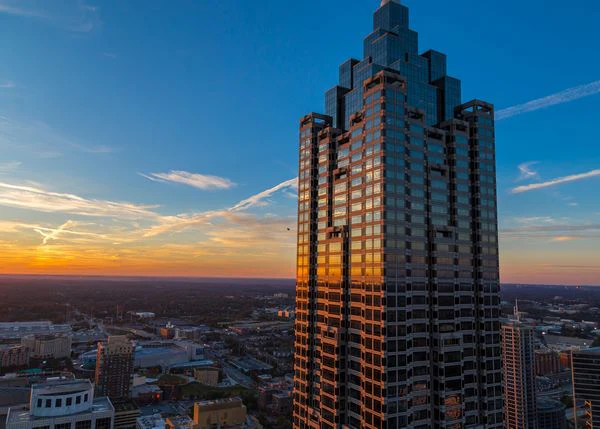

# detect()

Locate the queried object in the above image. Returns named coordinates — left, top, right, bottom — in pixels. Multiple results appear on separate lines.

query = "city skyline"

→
left=0, top=0, right=599, bottom=285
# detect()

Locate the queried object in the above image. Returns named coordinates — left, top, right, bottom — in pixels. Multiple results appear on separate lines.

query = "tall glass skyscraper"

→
left=293, top=1, right=502, bottom=428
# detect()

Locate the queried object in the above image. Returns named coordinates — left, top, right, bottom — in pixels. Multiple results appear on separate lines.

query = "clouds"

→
left=501, top=221, right=600, bottom=243
left=0, top=115, right=114, bottom=156
left=0, top=181, right=159, bottom=219
left=0, top=81, right=16, bottom=89
left=511, top=169, right=600, bottom=194
left=0, top=161, right=21, bottom=174
left=143, top=177, right=298, bottom=237
left=140, top=170, right=235, bottom=191
left=0, top=0, right=101, bottom=33
left=229, top=177, right=298, bottom=212
left=517, top=162, right=539, bottom=181
left=0, top=176, right=298, bottom=276
left=496, top=79, right=600, bottom=121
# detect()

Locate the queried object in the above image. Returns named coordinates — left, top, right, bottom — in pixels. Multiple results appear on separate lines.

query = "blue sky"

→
left=0, top=0, right=599, bottom=284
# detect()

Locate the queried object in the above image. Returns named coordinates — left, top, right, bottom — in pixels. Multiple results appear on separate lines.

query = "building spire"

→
left=380, top=0, right=400, bottom=6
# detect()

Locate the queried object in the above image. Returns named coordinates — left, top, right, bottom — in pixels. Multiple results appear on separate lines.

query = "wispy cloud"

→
left=32, top=220, right=113, bottom=245
left=0, top=182, right=159, bottom=219
left=0, top=2, right=46, bottom=18
left=103, top=52, right=117, bottom=59
left=0, top=0, right=101, bottom=33
left=143, top=177, right=298, bottom=237
left=0, top=161, right=21, bottom=174
left=517, top=161, right=540, bottom=181
left=511, top=169, right=600, bottom=193
left=551, top=236, right=579, bottom=242
left=0, top=81, right=16, bottom=89
left=140, top=170, right=235, bottom=191
left=496, top=79, right=600, bottom=120
left=230, top=177, right=298, bottom=212
left=501, top=223, right=600, bottom=242
left=0, top=115, right=115, bottom=156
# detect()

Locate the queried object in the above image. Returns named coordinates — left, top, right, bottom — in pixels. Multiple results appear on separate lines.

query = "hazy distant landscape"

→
left=1, top=275, right=598, bottom=325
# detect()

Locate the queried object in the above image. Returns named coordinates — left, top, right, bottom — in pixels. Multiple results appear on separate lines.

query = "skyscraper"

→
left=293, top=1, right=502, bottom=428
left=501, top=320, right=537, bottom=429
left=571, top=347, right=600, bottom=429
left=95, top=335, right=135, bottom=402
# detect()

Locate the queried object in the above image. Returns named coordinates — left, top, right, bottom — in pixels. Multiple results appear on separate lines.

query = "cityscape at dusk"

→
left=1, top=2, right=600, bottom=429
left=0, top=0, right=598, bottom=284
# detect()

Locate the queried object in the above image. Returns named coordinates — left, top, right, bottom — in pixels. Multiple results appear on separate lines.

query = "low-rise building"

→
left=22, top=334, right=72, bottom=360
left=131, top=384, right=162, bottom=404
left=136, top=414, right=165, bottom=429
left=0, top=322, right=71, bottom=342
left=113, top=401, right=140, bottom=429
left=5, top=379, right=114, bottom=429
left=0, top=345, right=30, bottom=370
left=165, top=416, right=192, bottom=429
left=193, top=397, right=247, bottom=429
left=193, top=367, right=219, bottom=387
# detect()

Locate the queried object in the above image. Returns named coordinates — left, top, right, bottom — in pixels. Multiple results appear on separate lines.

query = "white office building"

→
left=5, top=380, right=114, bottom=429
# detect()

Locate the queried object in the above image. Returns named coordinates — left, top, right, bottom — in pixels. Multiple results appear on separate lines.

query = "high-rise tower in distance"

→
left=293, top=1, right=502, bottom=428
left=95, top=335, right=135, bottom=402
left=501, top=315, right=537, bottom=429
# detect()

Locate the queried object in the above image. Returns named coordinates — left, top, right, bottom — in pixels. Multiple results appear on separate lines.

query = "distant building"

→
left=133, top=312, right=155, bottom=319
left=193, top=367, right=219, bottom=387
left=0, top=344, right=30, bottom=370
left=536, top=399, right=566, bottom=429
left=22, top=334, right=72, bottom=360
left=193, top=397, right=247, bottom=429
left=271, top=392, right=291, bottom=415
left=571, top=347, right=600, bottom=428
left=113, top=401, right=140, bottom=429
left=131, top=384, right=162, bottom=404
left=535, top=349, right=561, bottom=376
left=95, top=336, right=135, bottom=401
left=164, top=416, right=192, bottom=429
left=84, top=340, right=205, bottom=370
left=0, top=322, right=71, bottom=342
left=5, top=379, right=114, bottom=429
left=136, top=414, right=165, bottom=429
left=159, top=323, right=176, bottom=339
left=174, top=327, right=208, bottom=342
left=559, top=351, right=572, bottom=370
left=502, top=320, right=537, bottom=429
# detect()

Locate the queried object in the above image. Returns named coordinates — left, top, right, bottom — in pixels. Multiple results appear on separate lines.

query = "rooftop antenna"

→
left=514, top=299, right=520, bottom=321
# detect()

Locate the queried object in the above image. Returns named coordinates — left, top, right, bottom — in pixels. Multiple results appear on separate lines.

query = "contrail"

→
left=496, top=79, right=600, bottom=120
left=511, top=169, right=600, bottom=194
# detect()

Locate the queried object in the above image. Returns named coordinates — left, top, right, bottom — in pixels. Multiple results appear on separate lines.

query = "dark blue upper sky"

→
left=0, top=0, right=598, bottom=283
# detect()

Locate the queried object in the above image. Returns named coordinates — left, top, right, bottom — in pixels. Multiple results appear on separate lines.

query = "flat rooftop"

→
left=6, top=397, right=113, bottom=425
left=32, top=380, right=91, bottom=396
left=577, top=346, right=600, bottom=353
left=195, top=397, right=243, bottom=412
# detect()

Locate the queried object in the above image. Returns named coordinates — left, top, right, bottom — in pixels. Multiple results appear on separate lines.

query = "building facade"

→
left=0, top=344, right=30, bottom=370
left=501, top=321, right=537, bottom=429
left=534, top=349, right=561, bottom=376
left=95, top=336, right=135, bottom=402
left=5, top=380, right=114, bottom=429
left=571, top=347, right=600, bottom=429
left=292, top=1, right=502, bottom=428
left=192, top=398, right=247, bottom=429
left=536, top=399, right=566, bottom=429
left=22, top=334, right=72, bottom=360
